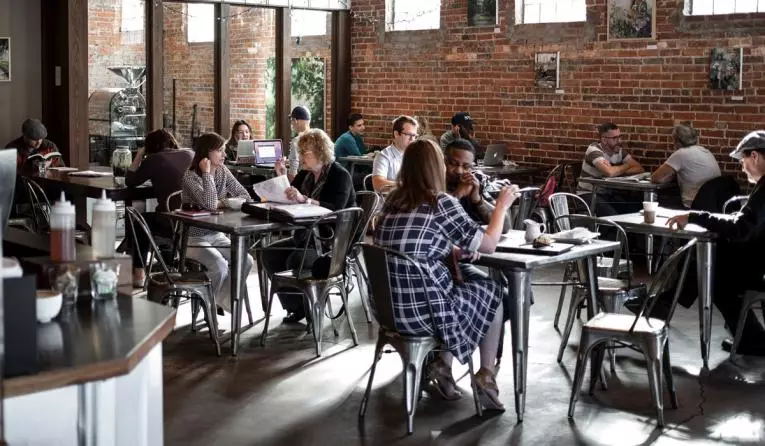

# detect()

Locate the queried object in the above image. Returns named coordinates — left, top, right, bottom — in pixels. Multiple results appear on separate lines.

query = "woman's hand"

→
left=131, top=147, right=145, bottom=169
left=666, top=214, right=690, bottom=230
left=199, top=158, right=212, bottom=174
left=495, top=185, right=520, bottom=210
left=285, top=186, right=307, bottom=203
left=275, top=157, right=287, bottom=177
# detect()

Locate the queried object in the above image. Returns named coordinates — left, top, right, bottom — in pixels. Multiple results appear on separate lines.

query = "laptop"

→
left=235, top=140, right=256, bottom=164
left=482, top=144, right=508, bottom=167
left=253, top=139, right=283, bottom=167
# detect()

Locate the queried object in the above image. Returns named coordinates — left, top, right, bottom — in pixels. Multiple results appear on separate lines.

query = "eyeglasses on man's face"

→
left=397, top=131, right=417, bottom=140
left=445, top=158, right=473, bottom=171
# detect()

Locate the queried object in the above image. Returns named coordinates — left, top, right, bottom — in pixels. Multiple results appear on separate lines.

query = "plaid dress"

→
left=374, top=193, right=502, bottom=364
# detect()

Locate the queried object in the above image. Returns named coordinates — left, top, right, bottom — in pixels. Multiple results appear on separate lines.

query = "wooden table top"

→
left=4, top=296, right=176, bottom=398
left=25, top=167, right=154, bottom=201
left=163, top=210, right=299, bottom=236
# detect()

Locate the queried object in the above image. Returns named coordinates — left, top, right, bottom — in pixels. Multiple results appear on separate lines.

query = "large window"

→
left=291, top=9, right=328, bottom=37
left=187, top=3, right=215, bottom=43
left=229, top=6, right=276, bottom=140
left=684, top=0, right=764, bottom=15
left=88, top=0, right=147, bottom=166
left=515, top=0, right=587, bottom=24
left=164, top=3, right=215, bottom=148
left=385, top=0, right=440, bottom=31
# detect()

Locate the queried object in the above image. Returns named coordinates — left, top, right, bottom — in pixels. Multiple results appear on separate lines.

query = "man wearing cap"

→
left=6, top=118, right=64, bottom=172
left=440, top=112, right=484, bottom=157
left=287, top=105, right=311, bottom=181
left=372, top=115, right=418, bottom=192
left=663, top=130, right=765, bottom=356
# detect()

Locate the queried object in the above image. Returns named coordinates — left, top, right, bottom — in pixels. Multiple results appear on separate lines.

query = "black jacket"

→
left=292, top=161, right=356, bottom=210
left=689, top=176, right=765, bottom=246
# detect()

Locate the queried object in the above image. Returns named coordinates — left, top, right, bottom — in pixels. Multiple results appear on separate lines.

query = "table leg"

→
left=506, top=268, right=531, bottom=423
left=230, top=235, right=246, bottom=356
left=583, top=255, right=606, bottom=389
left=78, top=382, right=96, bottom=446
left=177, top=224, right=189, bottom=273
left=349, top=162, right=356, bottom=177
left=644, top=191, right=657, bottom=274
left=589, top=185, right=598, bottom=214
left=697, top=240, right=715, bottom=369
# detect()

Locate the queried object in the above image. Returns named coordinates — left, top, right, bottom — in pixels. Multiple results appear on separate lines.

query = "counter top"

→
left=4, top=296, right=176, bottom=398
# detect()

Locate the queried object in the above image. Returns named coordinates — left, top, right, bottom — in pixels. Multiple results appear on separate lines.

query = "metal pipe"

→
left=172, top=78, right=177, bottom=134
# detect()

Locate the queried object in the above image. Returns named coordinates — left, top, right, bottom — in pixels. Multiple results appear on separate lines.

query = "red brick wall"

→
left=349, top=0, right=765, bottom=183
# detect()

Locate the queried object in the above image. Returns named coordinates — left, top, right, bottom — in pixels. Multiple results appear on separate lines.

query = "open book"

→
left=27, top=151, right=63, bottom=162
left=243, top=202, right=332, bottom=221
left=252, top=175, right=291, bottom=203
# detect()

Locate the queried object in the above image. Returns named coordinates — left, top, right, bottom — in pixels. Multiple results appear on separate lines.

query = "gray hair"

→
left=673, top=122, right=699, bottom=147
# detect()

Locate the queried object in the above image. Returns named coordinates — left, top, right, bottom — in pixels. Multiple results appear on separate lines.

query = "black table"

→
left=337, top=155, right=375, bottom=176
left=25, top=168, right=154, bottom=203
left=476, top=231, right=620, bottom=422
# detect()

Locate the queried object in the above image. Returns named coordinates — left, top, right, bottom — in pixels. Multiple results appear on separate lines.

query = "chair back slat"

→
left=513, top=186, right=542, bottom=229
left=23, top=178, right=52, bottom=233
left=125, top=207, right=175, bottom=283
left=354, top=191, right=383, bottom=243
left=723, top=195, right=749, bottom=214
left=552, top=214, right=630, bottom=282
left=637, top=238, right=697, bottom=329
left=297, top=207, right=362, bottom=278
left=359, top=243, right=438, bottom=336
left=548, top=192, right=592, bottom=231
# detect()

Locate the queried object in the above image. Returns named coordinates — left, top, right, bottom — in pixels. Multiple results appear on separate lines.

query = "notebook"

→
left=235, top=140, right=256, bottom=164
left=483, top=144, right=508, bottom=166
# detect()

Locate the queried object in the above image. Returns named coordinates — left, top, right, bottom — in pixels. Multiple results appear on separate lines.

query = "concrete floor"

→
left=162, top=263, right=765, bottom=446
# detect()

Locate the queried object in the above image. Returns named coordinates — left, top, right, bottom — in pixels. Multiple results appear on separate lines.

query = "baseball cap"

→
left=289, top=105, right=311, bottom=121
left=22, top=118, right=47, bottom=140
left=451, top=112, right=474, bottom=130
left=730, top=130, right=765, bottom=160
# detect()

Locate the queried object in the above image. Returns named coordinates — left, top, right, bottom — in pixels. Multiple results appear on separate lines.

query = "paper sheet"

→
left=252, top=175, right=292, bottom=203
left=68, top=170, right=113, bottom=177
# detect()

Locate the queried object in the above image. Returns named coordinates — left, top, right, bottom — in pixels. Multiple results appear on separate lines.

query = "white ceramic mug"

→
left=36, top=290, right=63, bottom=323
left=524, top=219, right=545, bottom=243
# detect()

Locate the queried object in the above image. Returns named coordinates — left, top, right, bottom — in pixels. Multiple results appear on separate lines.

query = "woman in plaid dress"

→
left=374, top=139, right=519, bottom=411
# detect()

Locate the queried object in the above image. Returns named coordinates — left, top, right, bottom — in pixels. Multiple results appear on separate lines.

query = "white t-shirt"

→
left=665, top=145, right=721, bottom=208
left=372, top=144, right=404, bottom=181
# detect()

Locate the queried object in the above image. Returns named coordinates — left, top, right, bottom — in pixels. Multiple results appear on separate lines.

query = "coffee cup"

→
left=225, top=197, right=247, bottom=211
left=643, top=201, right=658, bottom=224
left=36, top=290, right=63, bottom=323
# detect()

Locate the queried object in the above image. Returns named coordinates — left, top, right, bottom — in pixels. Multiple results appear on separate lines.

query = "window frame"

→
left=684, top=0, right=764, bottom=15
left=186, top=3, right=216, bottom=44
left=515, top=0, right=587, bottom=25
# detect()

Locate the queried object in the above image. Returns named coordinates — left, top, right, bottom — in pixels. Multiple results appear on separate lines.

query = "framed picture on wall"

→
left=535, top=52, right=560, bottom=89
left=607, top=0, right=656, bottom=40
left=0, top=37, right=10, bottom=82
left=709, top=48, right=743, bottom=91
left=468, top=0, right=497, bottom=26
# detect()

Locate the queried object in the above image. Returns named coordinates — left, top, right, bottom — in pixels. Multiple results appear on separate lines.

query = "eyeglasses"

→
left=445, top=158, right=473, bottom=170
left=602, top=135, right=621, bottom=140
left=397, top=131, right=417, bottom=140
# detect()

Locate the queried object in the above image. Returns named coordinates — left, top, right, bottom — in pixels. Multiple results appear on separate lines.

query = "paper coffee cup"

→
left=643, top=201, right=658, bottom=212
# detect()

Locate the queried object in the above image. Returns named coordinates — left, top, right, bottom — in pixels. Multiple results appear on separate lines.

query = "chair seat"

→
left=149, top=271, right=209, bottom=286
left=597, top=277, right=629, bottom=292
left=597, top=257, right=630, bottom=277
left=584, top=312, right=666, bottom=334
left=273, top=269, right=343, bottom=284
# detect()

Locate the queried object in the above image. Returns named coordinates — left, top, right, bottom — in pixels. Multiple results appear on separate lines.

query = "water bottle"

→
left=50, top=192, right=76, bottom=262
left=91, top=190, right=117, bottom=259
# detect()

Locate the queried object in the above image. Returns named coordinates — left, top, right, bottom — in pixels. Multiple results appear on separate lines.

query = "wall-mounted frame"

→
left=468, top=0, right=497, bottom=27
left=0, top=37, right=10, bottom=82
left=607, top=0, right=656, bottom=40
left=535, top=51, right=559, bottom=89
left=709, top=47, right=743, bottom=91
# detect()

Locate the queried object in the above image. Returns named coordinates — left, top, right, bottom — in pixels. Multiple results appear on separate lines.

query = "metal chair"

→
left=568, top=238, right=696, bottom=428
left=363, top=173, right=374, bottom=192
left=555, top=215, right=642, bottom=370
left=15, top=177, right=90, bottom=243
left=357, top=243, right=483, bottom=435
left=125, top=207, right=222, bottom=356
left=260, top=207, right=363, bottom=356
left=723, top=195, right=749, bottom=214
left=347, top=191, right=383, bottom=323
left=729, top=276, right=765, bottom=361
left=545, top=193, right=632, bottom=331
left=512, top=186, right=541, bottom=230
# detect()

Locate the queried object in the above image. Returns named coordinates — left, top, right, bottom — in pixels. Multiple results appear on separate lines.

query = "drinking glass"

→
left=90, top=262, right=120, bottom=301
left=48, top=264, right=81, bottom=307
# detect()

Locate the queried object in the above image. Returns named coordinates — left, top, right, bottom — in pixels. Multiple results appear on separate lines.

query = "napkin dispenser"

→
left=3, top=275, right=38, bottom=377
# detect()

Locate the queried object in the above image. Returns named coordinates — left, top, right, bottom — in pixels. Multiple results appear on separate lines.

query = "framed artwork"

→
left=709, top=48, right=743, bottom=91
left=468, top=0, right=497, bottom=26
left=607, top=0, right=656, bottom=40
left=534, top=52, right=559, bottom=89
left=0, top=37, right=9, bottom=82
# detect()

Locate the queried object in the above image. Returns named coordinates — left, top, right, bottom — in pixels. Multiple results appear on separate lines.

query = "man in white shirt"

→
left=651, top=122, right=721, bottom=209
left=577, top=122, right=645, bottom=216
left=372, top=115, right=418, bottom=192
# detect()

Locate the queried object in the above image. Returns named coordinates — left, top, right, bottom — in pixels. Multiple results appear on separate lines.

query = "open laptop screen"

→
left=254, top=140, right=282, bottom=164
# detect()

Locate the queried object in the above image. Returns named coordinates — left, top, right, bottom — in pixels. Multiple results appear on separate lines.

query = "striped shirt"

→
left=181, top=166, right=250, bottom=237
left=577, top=143, right=629, bottom=194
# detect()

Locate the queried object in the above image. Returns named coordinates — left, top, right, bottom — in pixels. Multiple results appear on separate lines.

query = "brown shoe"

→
left=475, top=368, right=505, bottom=412
left=426, top=358, right=462, bottom=400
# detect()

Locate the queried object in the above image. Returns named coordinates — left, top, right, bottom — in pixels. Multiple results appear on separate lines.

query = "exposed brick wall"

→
left=350, top=0, right=765, bottom=184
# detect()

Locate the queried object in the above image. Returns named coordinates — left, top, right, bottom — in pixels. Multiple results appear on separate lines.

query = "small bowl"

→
left=226, top=197, right=247, bottom=210
left=36, top=290, right=63, bottom=323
